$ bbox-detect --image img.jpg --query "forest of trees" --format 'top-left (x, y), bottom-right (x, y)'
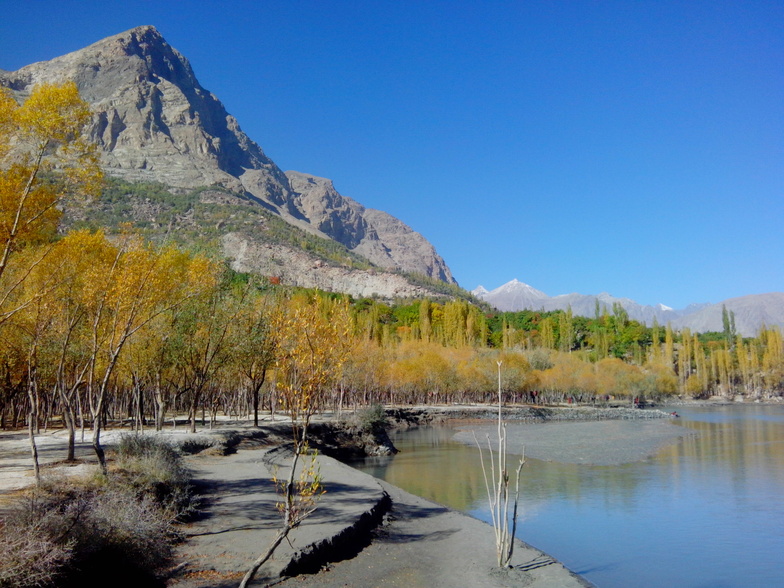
top-left (2, 83), bottom-right (783, 455)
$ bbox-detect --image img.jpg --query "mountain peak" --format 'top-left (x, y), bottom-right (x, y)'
top-left (472, 280), bottom-right (783, 335)
top-left (85, 25), bottom-right (167, 53)
top-left (0, 27), bottom-right (457, 288)
top-left (474, 279), bottom-right (548, 311)
top-left (95, 25), bottom-right (192, 79)
top-left (496, 279), bottom-right (547, 296)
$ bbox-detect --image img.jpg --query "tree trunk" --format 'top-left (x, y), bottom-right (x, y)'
top-left (27, 403), bottom-right (40, 485)
top-left (27, 371), bottom-right (41, 484)
top-left (92, 418), bottom-right (107, 473)
top-left (63, 405), bottom-right (76, 462)
top-left (238, 527), bottom-right (290, 588)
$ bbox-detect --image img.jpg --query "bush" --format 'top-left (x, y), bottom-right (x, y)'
top-left (0, 435), bottom-right (194, 587)
top-left (526, 348), bottom-right (554, 371)
top-left (355, 404), bottom-right (388, 433)
top-left (0, 509), bottom-right (73, 588)
top-left (113, 434), bottom-right (194, 517)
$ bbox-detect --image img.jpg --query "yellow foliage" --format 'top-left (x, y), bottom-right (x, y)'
top-left (273, 297), bottom-right (352, 424)
top-left (0, 82), bottom-right (102, 287)
top-left (539, 353), bottom-right (596, 395)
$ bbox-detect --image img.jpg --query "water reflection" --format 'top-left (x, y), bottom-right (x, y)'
top-left (349, 406), bottom-right (784, 588)
top-left (351, 427), bottom-right (488, 511)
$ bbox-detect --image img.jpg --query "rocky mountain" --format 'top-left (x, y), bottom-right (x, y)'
top-left (670, 293), bottom-right (784, 336)
top-left (221, 232), bottom-right (439, 299)
top-left (473, 279), bottom-right (548, 311)
top-left (473, 280), bottom-right (784, 335)
top-left (0, 25), bottom-right (455, 296)
top-left (285, 171), bottom-right (454, 282)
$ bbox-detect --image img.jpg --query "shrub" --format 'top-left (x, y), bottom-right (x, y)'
top-left (0, 509), bottom-right (73, 588)
top-left (0, 435), bottom-right (194, 586)
top-left (113, 434), bottom-right (194, 517)
top-left (526, 348), bottom-right (554, 371)
top-left (355, 404), bottom-right (388, 433)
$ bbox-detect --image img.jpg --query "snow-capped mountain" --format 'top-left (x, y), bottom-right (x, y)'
top-left (473, 279), bottom-right (548, 311)
top-left (473, 280), bottom-right (784, 336)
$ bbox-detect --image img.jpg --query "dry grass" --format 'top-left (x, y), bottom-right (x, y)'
top-left (0, 435), bottom-right (193, 587)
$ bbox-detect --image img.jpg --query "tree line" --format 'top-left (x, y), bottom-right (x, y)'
top-left (2, 84), bottom-right (782, 470)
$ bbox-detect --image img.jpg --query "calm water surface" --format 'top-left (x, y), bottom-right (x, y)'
top-left (350, 406), bottom-right (784, 588)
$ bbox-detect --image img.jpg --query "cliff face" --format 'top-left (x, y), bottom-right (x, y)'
top-left (2, 26), bottom-right (282, 193)
top-left (285, 171), bottom-right (455, 283)
top-left (0, 26), bottom-right (456, 288)
top-left (221, 233), bottom-right (437, 300)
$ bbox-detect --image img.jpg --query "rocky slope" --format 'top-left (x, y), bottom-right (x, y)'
top-left (0, 25), bottom-right (455, 294)
top-left (285, 171), bottom-right (454, 282)
top-left (221, 232), bottom-right (438, 299)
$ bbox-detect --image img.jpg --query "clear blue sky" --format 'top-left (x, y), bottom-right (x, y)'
top-left (2, 1), bottom-right (782, 308)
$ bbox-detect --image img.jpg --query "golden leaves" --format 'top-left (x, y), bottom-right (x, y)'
top-left (0, 87), bottom-right (16, 160)
top-left (0, 164), bottom-right (61, 247)
top-left (4, 82), bottom-right (101, 194)
top-left (272, 297), bottom-right (352, 422)
top-left (0, 82), bottom-right (102, 289)
top-left (13, 82), bottom-right (91, 148)
top-left (274, 445), bottom-right (326, 524)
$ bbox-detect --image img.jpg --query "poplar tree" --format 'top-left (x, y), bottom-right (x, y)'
top-left (0, 83), bottom-right (101, 285)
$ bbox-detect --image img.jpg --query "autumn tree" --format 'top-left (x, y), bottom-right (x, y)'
top-left (340, 339), bottom-right (388, 409)
top-left (170, 274), bottom-right (248, 433)
top-left (0, 82), bottom-right (101, 287)
top-left (272, 294), bottom-right (352, 522)
top-left (81, 236), bottom-right (217, 470)
top-left (273, 295), bottom-right (351, 448)
top-left (41, 231), bottom-right (113, 459)
top-left (0, 83), bottom-right (101, 478)
top-left (229, 286), bottom-right (277, 426)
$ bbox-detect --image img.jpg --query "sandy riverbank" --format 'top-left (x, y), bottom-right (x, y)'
top-left (0, 405), bottom-right (685, 586)
top-left (168, 444), bottom-right (591, 588)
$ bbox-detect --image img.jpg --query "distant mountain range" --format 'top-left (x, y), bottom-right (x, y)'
top-left (472, 279), bottom-right (784, 336)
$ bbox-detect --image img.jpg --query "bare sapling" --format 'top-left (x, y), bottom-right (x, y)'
top-left (473, 360), bottom-right (526, 568)
top-left (239, 297), bottom-right (350, 588)
top-left (238, 444), bottom-right (325, 588)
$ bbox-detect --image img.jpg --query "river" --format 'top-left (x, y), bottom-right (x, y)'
top-left (349, 405), bottom-right (784, 587)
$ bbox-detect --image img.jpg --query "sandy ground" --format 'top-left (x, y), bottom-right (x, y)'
top-left (0, 421), bottom-right (591, 587)
top-left (166, 445), bottom-right (590, 588)
top-left (0, 428), bottom-right (114, 500)
top-left (277, 480), bottom-right (592, 588)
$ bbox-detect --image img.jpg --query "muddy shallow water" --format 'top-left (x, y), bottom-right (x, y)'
top-left (453, 418), bottom-right (695, 465)
top-left (350, 405), bottom-right (784, 588)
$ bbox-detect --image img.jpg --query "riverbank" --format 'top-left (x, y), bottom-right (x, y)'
top-left (451, 415), bottom-right (694, 466)
top-left (384, 403), bottom-right (675, 429)
top-left (0, 404), bottom-right (679, 586)
top-left (168, 443), bottom-right (591, 588)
